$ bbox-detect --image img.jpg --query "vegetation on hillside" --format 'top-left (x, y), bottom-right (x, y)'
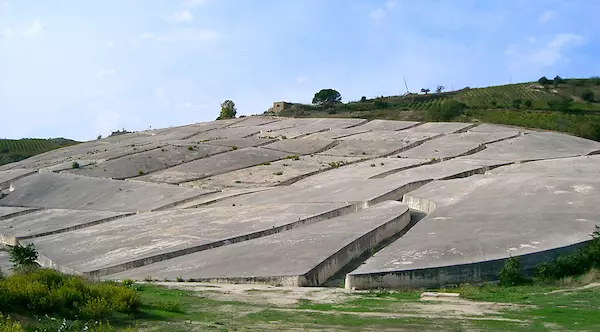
top-left (0, 138), bottom-right (79, 166)
top-left (269, 77), bottom-right (600, 141)
top-left (217, 100), bottom-right (237, 120)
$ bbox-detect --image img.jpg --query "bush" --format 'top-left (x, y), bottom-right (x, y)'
top-left (590, 76), bottom-right (600, 86)
top-left (7, 243), bottom-right (38, 270)
top-left (71, 162), bottom-right (80, 169)
top-left (360, 96), bottom-right (367, 102)
top-left (0, 313), bottom-right (24, 332)
top-left (538, 76), bottom-right (551, 85)
top-left (523, 100), bottom-right (533, 108)
top-left (581, 90), bottom-right (595, 102)
top-left (511, 99), bottom-right (522, 109)
top-left (426, 100), bottom-right (467, 121)
top-left (373, 100), bottom-right (389, 109)
top-left (499, 256), bottom-right (527, 286)
top-left (0, 269), bottom-right (141, 320)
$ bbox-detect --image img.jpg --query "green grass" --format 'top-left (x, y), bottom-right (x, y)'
top-left (0, 138), bottom-right (79, 166)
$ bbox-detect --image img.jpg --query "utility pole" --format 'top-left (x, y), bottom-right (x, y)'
top-left (403, 76), bottom-right (409, 95)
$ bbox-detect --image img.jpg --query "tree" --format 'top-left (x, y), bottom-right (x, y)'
top-left (8, 243), bottom-right (38, 270)
top-left (512, 99), bottom-right (522, 109)
top-left (360, 96), bottom-right (367, 102)
top-left (312, 89), bottom-right (341, 106)
top-left (218, 100), bottom-right (237, 120)
top-left (523, 100), bottom-right (533, 108)
top-left (426, 100), bottom-right (467, 121)
top-left (553, 75), bottom-right (566, 85)
top-left (420, 88), bottom-right (430, 95)
top-left (436, 85), bottom-right (445, 94)
top-left (581, 90), bottom-right (595, 102)
top-left (538, 76), bottom-right (551, 85)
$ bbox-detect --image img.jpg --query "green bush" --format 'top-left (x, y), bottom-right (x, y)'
top-left (71, 162), bottom-right (80, 169)
top-left (523, 100), bottom-right (533, 108)
top-left (7, 243), bottom-right (38, 270)
top-left (0, 313), bottom-right (24, 332)
top-left (581, 90), bottom-right (595, 102)
top-left (499, 257), bottom-right (527, 286)
top-left (536, 226), bottom-right (600, 280)
top-left (0, 269), bottom-right (141, 319)
top-left (426, 100), bottom-right (467, 121)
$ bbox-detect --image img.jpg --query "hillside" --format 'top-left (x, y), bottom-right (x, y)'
top-left (270, 77), bottom-right (600, 141)
top-left (0, 138), bottom-right (79, 166)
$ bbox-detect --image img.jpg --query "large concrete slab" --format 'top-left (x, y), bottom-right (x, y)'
top-left (400, 122), bottom-right (474, 134)
top-left (105, 201), bottom-right (411, 286)
top-left (487, 155), bottom-right (600, 178)
top-left (0, 169), bottom-right (36, 188)
top-left (395, 132), bottom-right (520, 160)
top-left (0, 209), bottom-right (129, 239)
top-left (258, 118), bottom-right (367, 139)
top-left (225, 116), bottom-right (281, 128)
top-left (357, 120), bottom-right (420, 131)
top-left (341, 131), bottom-right (440, 143)
top-left (302, 127), bottom-right (371, 140)
top-left (204, 138), bottom-right (276, 149)
top-left (262, 139), bottom-right (336, 155)
top-left (186, 127), bottom-right (265, 141)
top-left (27, 203), bottom-right (352, 276)
top-left (319, 140), bottom-right (411, 157)
top-left (136, 147), bottom-right (290, 184)
top-left (170, 188), bottom-right (275, 209)
top-left (346, 175), bottom-right (600, 289)
top-left (0, 206), bottom-right (39, 220)
top-left (64, 144), bottom-right (230, 180)
top-left (184, 155), bottom-right (360, 190)
top-left (468, 123), bottom-right (533, 133)
top-left (383, 158), bottom-right (511, 182)
top-left (150, 119), bottom-right (239, 141)
top-left (0, 172), bottom-right (213, 212)
top-left (469, 132), bottom-right (600, 162)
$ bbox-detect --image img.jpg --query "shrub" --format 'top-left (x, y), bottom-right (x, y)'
top-left (581, 90), bottom-right (595, 102)
top-left (360, 96), bottom-right (367, 102)
top-left (137, 170), bottom-right (144, 176)
top-left (511, 99), bottom-right (522, 109)
top-left (231, 146), bottom-right (238, 150)
top-left (0, 314), bottom-right (24, 332)
top-left (285, 155), bottom-right (300, 161)
top-left (7, 243), bottom-right (38, 269)
top-left (499, 256), bottom-right (527, 286)
top-left (273, 171), bottom-right (283, 176)
top-left (523, 100), bottom-right (533, 108)
top-left (538, 76), bottom-right (551, 85)
top-left (0, 269), bottom-right (141, 319)
top-left (187, 146), bottom-right (194, 151)
top-left (426, 100), bottom-right (467, 121)
top-left (373, 100), bottom-right (389, 109)
top-left (71, 162), bottom-right (80, 169)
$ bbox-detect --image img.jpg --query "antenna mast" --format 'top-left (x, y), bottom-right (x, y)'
top-left (403, 76), bottom-right (409, 95)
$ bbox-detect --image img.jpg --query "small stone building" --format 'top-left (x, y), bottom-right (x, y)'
top-left (268, 101), bottom-right (292, 114)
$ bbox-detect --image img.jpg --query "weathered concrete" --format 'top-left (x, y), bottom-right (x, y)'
top-left (0, 249), bottom-right (11, 274)
top-left (184, 155), bottom-right (360, 190)
top-left (340, 131), bottom-right (440, 143)
top-left (303, 127), bottom-right (371, 140)
top-left (0, 169), bottom-right (37, 189)
top-left (468, 123), bottom-right (532, 133)
top-left (258, 118), bottom-right (367, 139)
top-left (0, 172), bottom-right (214, 212)
top-left (0, 209), bottom-right (129, 239)
top-left (394, 132), bottom-right (520, 160)
top-left (383, 158), bottom-right (511, 182)
top-left (186, 127), bottom-right (265, 141)
top-left (357, 120), bottom-right (420, 131)
top-left (169, 188), bottom-right (274, 209)
top-left (469, 132), bottom-right (600, 162)
top-left (400, 122), bottom-right (474, 134)
top-left (262, 139), bottom-right (336, 155)
top-left (64, 144), bottom-right (230, 180)
top-left (226, 117), bottom-right (282, 128)
top-left (149, 119), bottom-right (239, 141)
top-left (27, 203), bottom-right (352, 276)
top-left (0, 206), bottom-right (39, 220)
top-left (346, 174), bottom-right (600, 289)
top-left (487, 155), bottom-right (600, 178)
top-left (136, 147), bottom-right (290, 184)
top-left (204, 138), bottom-right (276, 149)
top-left (105, 201), bottom-right (410, 286)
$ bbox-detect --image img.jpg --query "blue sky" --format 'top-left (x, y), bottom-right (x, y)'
top-left (1, 0), bottom-right (598, 141)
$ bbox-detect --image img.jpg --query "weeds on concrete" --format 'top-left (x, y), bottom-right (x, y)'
top-left (71, 162), bottom-right (80, 169)
top-left (285, 155), bottom-right (300, 161)
top-left (231, 146), bottom-right (238, 150)
top-left (273, 171), bottom-right (283, 176)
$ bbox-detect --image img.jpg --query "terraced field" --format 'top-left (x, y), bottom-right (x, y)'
top-left (0, 117), bottom-right (599, 291)
top-left (0, 138), bottom-right (79, 166)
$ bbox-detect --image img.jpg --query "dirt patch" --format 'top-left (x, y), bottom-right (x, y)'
top-left (546, 282), bottom-right (600, 294)
top-left (151, 282), bottom-right (349, 306)
top-left (412, 296), bottom-right (529, 317)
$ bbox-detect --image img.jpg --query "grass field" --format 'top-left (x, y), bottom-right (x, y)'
top-left (0, 138), bottom-right (79, 166)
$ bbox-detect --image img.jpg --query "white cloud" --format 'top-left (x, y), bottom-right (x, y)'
top-left (505, 33), bottom-right (585, 75)
top-left (172, 10), bottom-right (194, 22)
top-left (24, 19), bottom-right (42, 35)
top-left (95, 68), bottom-right (117, 77)
top-left (538, 10), bottom-right (556, 24)
top-left (369, 8), bottom-right (386, 21)
top-left (141, 28), bottom-right (219, 42)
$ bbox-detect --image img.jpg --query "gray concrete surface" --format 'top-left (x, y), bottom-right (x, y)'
top-left (64, 144), bottom-right (230, 180)
top-left (356, 120), bottom-right (420, 131)
top-left (394, 132), bottom-right (520, 160)
top-left (262, 139), bottom-right (336, 155)
top-left (184, 155), bottom-right (360, 190)
top-left (0, 169), bottom-right (37, 188)
top-left (401, 122), bottom-right (474, 134)
top-left (346, 174), bottom-right (600, 289)
top-left (0, 172), bottom-right (214, 212)
top-left (27, 203), bottom-right (351, 276)
top-left (0, 249), bottom-right (11, 274)
top-left (303, 127), bottom-right (371, 140)
top-left (340, 131), bottom-right (439, 143)
top-left (136, 147), bottom-right (291, 184)
top-left (204, 138), bottom-right (276, 149)
top-left (0, 209), bottom-right (128, 239)
top-left (105, 201), bottom-right (410, 286)
top-left (319, 140), bottom-right (414, 157)
top-left (0, 206), bottom-right (37, 220)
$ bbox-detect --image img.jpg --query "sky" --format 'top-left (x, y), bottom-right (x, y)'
top-left (1, 0), bottom-right (598, 141)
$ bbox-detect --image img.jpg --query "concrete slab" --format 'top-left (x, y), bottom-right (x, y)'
top-left (169, 188), bottom-right (275, 209)
top-left (225, 116), bottom-right (281, 128)
top-left (0, 209), bottom-right (129, 239)
top-left (0, 172), bottom-right (213, 212)
top-left (203, 138), bottom-right (276, 149)
top-left (63, 144), bottom-right (230, 180)
top-left (341, 131), bottom-right (440, 143)
top-left (187, 127), bottom-right (265, 141)
top-left (27, 203), bottom-right (352, 276)
top-left (0, 169), bottom-right (37, 188)
top-left (400, 122), bottom-right (474, 134)
top-left (0, 207), bottom-right (38, 220)
top-left (136, 147), bottom-right (290, 184)
top-left (105, 201), bottom-right (410, 286)
top-left (469, 124), bottom-right (532, 133)
top-left (258, 118), bottom-right (367, 139)
top-left (150, 119), bottom-right (239, 141)
top-left (184, 155), bottom-right (361, 190)
top-left (0, 250), bottom-right (11, 274)
top-left (383, 158), bottom-right (511, 182)
top-left (262, 139), bottom-right (336, 155)
top-left (302, 127), bottom-right (371, 140)
top-left (357, 120), bottom-right (420, 131)
top-left (487, 155), bottom-right (600, 178)
top-left (346, 175), bottom-right (600, 289)
top-left (320, 133), bottom-right (438, 157)
top-left (293, 157), bottom-right (430, 186)
top-left (39, 160), bottom-right (98, 173)
top-left (395, 132), bottom-right (520, 160)
top-left (468, 132), bottom-right (600, 162)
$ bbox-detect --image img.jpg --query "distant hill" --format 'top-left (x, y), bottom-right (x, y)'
top-left (270, 77), bottom-right (600, 141)
top-left (0, 138), bottom-right (79, 166)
